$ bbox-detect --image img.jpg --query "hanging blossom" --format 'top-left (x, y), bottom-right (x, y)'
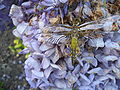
top-left (9, 0), bottom-right (120, 89)
top-left (38, 0), bottom-right (68, 24)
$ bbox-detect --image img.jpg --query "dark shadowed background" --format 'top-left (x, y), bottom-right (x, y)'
top-left (0, 0), bottom-right (30, 90)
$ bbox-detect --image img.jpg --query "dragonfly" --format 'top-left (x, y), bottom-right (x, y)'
top-left (41, 15), bottom-right (120, 61)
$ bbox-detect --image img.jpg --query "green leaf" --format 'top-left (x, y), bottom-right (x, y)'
top-left (14, 39), bottom-right (19, 44)
top-left (8, 46), bottom-right (16, 53)
top-left (0, 81), bottom-right (4, 90)
top-left (25, 53), bottom-right (30, 59)
top-left (0, 82), bottom-right (4, 87)
top-left (16, 54), bottom-right (19, 57)
top-left (16, 49), bottom-right (22, 53)
top-left (12, 26), bottom-right (16, 30)
top-left (14, 44), bottom-right (23, 49)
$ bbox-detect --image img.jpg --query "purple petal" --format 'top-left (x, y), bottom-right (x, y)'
top-left (59, 0), bottom-right (68, 3)
top-left (87, 67), bottom-right (102, 74)
top-left (39, 43), bottom-right (54, 52)
top-left (81, 63), bottom-right (90, 74)
top-left (26, 77), bottom-right (36, 88)
top-left (64, 57), bottom-right (74, 70)
top-left (42, 57), bottom-right (50, 69)
top-left (21, 1), bottom-right (32, 7)
top-left (52, 46), bottom-right (61, 63)
top-left (54, 70), bottom-right (66, 79)
top-left (54, 79), bottom-right (67, 88)
top-left (72, 65), bottom-right (80, 75)
top-left (44, 67), bottom-right (53, 78)
top-left (79, 73), bottom-right (91, 84)
top-left (31, 70), bottom-right (44, 78)
top-left (50, 63), bottom-right (61, 70)
top-left (30, 40), bottom-right (40, 52)
top-left (65, 71), bottom-right (78, 85)
top-left (40, 0), bottom-right (54, 6)
top-left (25, 57), bottom-right (41, 70)
top-left (16, 22), bottom-right (28, 35)
top-left (88, 74), bottom-right (94, 82)
top-left (45, 48), bottom-right (55, 57)
top-left (77, 57), bottom-right (83, 66)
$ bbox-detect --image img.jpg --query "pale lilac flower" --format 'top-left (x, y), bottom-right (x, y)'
top-left (9, 0), bottom-right (120, 89)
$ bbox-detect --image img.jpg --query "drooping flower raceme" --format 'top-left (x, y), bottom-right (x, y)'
top-left (10, 0), bottom-right (120, 89)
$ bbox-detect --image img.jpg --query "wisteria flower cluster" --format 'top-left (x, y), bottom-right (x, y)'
top-left (9, 0), bottom-right (120, 89)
